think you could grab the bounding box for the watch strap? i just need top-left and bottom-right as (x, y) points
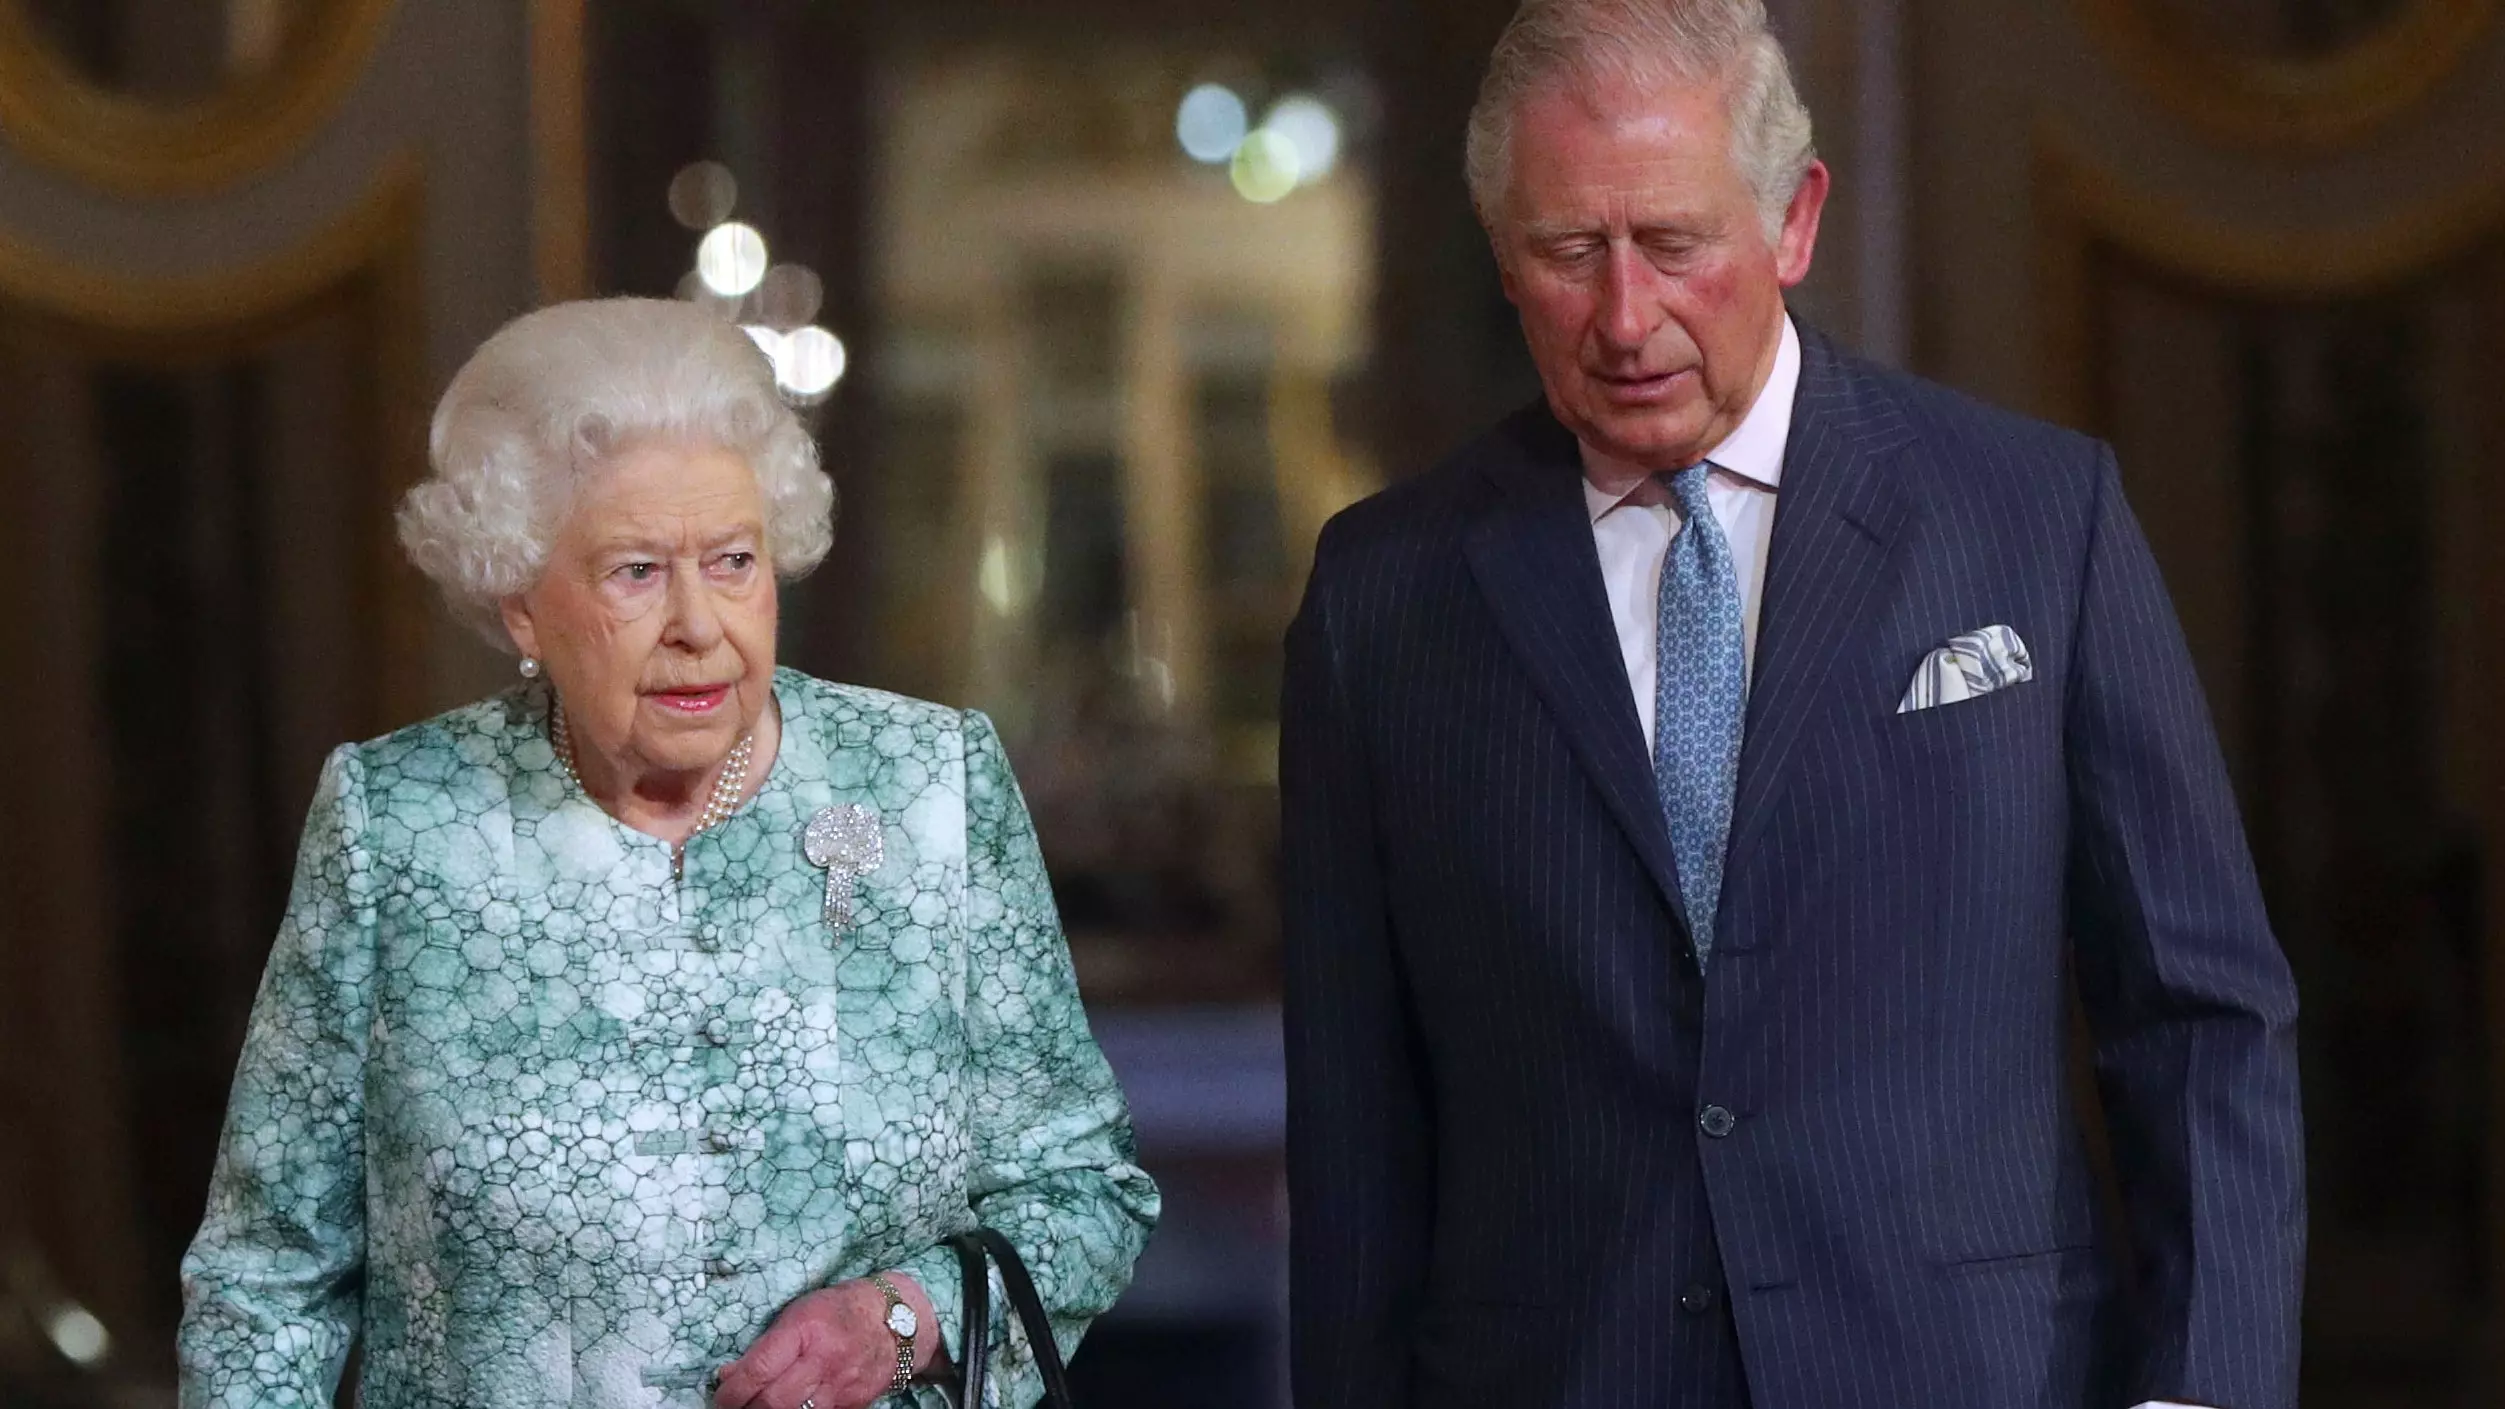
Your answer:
(869, 1273), (915, 1394)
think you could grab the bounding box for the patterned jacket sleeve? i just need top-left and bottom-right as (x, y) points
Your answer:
(177, 745), (379, 1408)
(894, 710), (1161, 1406)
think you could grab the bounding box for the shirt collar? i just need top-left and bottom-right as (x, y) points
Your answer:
(1583, 313), (1801, 522)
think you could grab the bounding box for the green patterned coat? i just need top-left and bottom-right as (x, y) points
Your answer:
(177, 669), (1159, 1408)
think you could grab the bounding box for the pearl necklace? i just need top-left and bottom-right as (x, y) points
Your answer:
(551, 704), (756, 869)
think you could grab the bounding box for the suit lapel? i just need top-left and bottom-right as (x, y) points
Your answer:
(1462, 410), (1693, 937)
(1723, 333), (1916, 921)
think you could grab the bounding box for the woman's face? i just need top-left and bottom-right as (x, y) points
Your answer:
(501, 439), (779, 786)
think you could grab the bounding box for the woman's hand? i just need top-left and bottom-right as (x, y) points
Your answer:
(712, 1273), (939, 1409)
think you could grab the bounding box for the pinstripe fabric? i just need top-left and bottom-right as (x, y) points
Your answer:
(1282, 328), (2304, 1409)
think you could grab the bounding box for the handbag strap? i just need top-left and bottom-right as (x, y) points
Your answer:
(973, 1228), (1076, 1407)
(947, 1233), (992, 1408)
(941, 1229), (1075, 1408)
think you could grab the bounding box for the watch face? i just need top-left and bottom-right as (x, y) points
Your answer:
(886, 1303), (919, 1339)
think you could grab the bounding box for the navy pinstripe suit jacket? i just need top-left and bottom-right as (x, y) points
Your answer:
(1281, 328), (2305, 1409)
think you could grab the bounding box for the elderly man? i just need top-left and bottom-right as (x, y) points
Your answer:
(1280, 3), (2304, 1408)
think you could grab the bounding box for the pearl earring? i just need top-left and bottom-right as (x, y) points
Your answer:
(519, 657), (542, 679)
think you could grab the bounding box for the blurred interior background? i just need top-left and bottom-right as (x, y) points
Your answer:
(0, 0), (2499, 1405)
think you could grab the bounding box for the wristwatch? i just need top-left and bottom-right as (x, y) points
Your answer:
(868, 1274), (918, 1394)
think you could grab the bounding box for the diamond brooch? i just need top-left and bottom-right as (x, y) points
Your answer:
(803, 804), (884, 936)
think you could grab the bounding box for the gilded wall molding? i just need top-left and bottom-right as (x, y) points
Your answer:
(2077, 0), (2500, 150)
(0, 0), (400, 198)
(531, 0), (590, 303)
(2034, 127), (2505, 428)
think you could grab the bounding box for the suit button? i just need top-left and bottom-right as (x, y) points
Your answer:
(1679, 1284), (1717, 1315)
(704, 1257), (741, 1278)
(702, 1017), (731, 1046)
(1698, 1105), (1737, 1139)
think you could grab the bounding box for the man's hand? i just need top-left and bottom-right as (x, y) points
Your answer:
(712, 1274), (939, 1409)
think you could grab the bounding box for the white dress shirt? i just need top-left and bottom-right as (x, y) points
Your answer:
(1579, 313), (2200, 1409)
(1586, 315), (1798, 753)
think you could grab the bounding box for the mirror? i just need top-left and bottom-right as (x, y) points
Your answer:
(14, 0), (318, 105)
(866, 40), (1381, 1002)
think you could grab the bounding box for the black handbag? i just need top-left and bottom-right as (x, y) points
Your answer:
(943, 1228), (1076, 1408)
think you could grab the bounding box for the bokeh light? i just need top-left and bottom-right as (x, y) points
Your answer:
(47, 1305), (110, 1367)
(979, 535), (1021, 615)
(1262, 95), (1343, 184)
(667, 161), (739, 231)
(674, 268), (742, 316)
(1176, 83), (1249, 164)
(777, 327), (848, 400)
(697, 222), (770, 297)
(753, 264), (826, 331)
(1229, 128), (1302, 203)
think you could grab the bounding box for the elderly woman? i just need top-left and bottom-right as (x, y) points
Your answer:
(176, 299), (1158, 1409)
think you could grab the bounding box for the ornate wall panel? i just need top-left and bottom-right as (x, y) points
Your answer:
(2041, 139), (2505, 1404)
(0, 0), (542, 1397)
(0, 0), (400, 197)
(2078, 0), (2499, 148)
(0, 167), (427, 1389)
(529, 0), (589, 301)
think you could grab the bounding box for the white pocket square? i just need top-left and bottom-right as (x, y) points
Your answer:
(1899, 625), (2033, 714)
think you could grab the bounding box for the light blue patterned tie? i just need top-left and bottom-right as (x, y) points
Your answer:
(1653, 464), (1746, 967)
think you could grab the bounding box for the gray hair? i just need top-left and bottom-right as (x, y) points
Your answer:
(1466, 0), (1817, 244)
(398, 298), (835, 648)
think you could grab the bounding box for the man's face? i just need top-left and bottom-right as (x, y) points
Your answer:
(1493, 74), (1827, 473)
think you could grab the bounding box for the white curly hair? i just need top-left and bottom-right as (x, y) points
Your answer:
(398, 298), (835, 648)
(1466, 0), (1817, 245)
